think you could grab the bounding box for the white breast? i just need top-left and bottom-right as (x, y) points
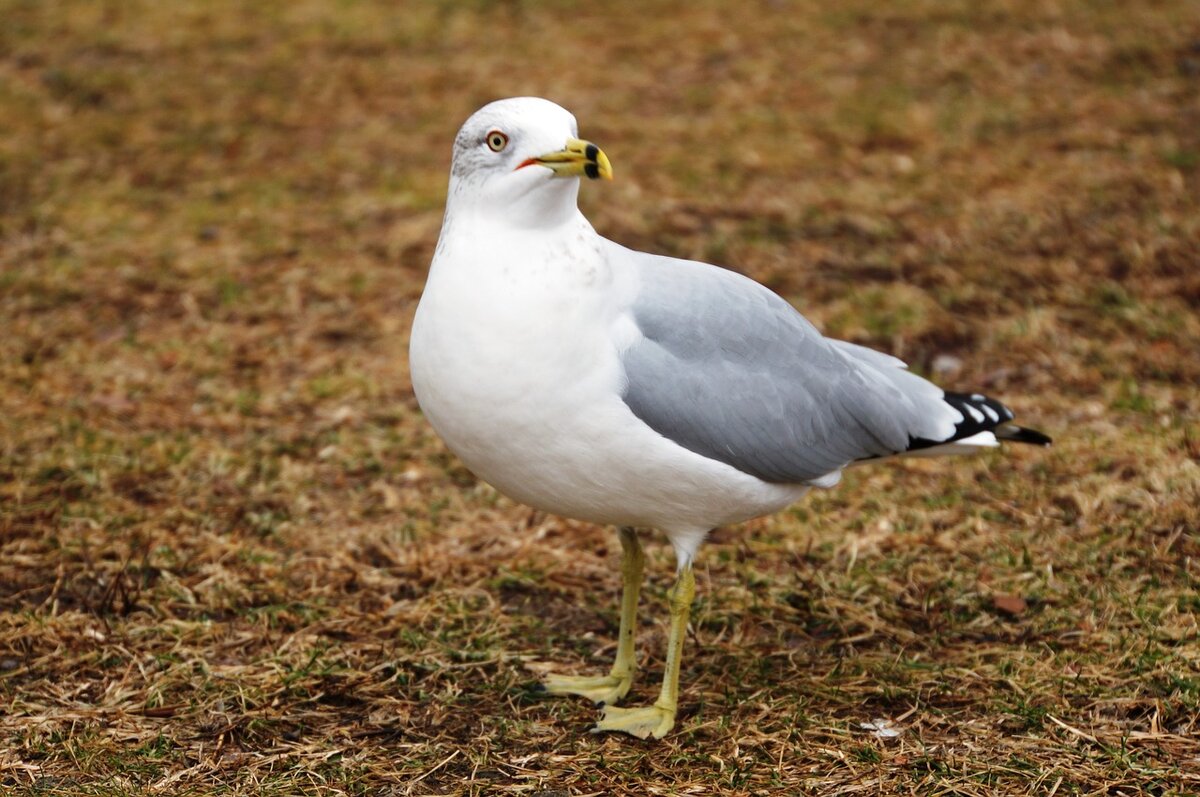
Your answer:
(409, 213), (807, 562)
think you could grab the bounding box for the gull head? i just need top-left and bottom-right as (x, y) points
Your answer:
(446, 97), (612, 227)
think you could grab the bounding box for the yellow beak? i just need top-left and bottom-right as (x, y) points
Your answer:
(520, 138), (613, 180)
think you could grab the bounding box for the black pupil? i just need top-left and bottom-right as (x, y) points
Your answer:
(491, 135), (503, 148)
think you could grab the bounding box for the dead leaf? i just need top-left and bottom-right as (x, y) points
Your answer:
(992, 594), (1028, 616)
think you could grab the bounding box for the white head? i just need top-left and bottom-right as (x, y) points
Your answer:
(445, 97), (612, 228)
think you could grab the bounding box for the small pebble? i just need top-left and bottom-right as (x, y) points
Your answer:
(932, 353), (963, 377)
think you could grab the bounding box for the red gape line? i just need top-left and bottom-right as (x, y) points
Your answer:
(515, 158), (539, 171)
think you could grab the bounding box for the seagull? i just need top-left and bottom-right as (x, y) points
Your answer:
(409, 97), (1050, 740)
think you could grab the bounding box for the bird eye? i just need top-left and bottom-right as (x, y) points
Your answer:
(485, 130), (508, 152)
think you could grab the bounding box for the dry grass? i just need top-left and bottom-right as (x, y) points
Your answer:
(2, 0), (1200, 794)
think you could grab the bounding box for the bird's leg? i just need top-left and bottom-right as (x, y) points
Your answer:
(592, 562), (695, 740)
(541, 526), (644, 705)
(609, 526), (645, 689)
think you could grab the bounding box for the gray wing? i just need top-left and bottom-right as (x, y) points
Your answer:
(617, 248), (960, 484)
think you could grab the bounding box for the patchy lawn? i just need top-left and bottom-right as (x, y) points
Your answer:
(2, 0), (1198, 794)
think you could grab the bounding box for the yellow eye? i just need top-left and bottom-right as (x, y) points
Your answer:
(486, 130), (508, 152)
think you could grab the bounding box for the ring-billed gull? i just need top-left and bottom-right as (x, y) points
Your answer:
(409, 97), (1051, 740)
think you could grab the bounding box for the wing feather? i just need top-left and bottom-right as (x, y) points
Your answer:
(616, 248), (960, 484)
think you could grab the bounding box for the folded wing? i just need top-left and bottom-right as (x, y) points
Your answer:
(616, 248), (1045, 486)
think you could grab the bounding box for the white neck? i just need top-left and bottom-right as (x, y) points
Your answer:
(446, 173), (581, 231)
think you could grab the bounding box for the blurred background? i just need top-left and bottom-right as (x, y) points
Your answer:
(2, 1), (1198, 794)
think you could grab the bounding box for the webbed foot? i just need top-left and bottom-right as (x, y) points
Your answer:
(540, 671), (633, 705)
(591, 702), (676, 739)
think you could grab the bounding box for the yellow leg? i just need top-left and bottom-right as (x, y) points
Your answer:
(542, 527), (644, 705)
(592, 563), (695, 740)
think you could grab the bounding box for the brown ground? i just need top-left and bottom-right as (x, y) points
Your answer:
(2, 1), (1199, 794)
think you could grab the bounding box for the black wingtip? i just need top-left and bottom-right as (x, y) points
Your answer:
(902, 392), (1051, 455)
(997, 425), (1053, 446)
